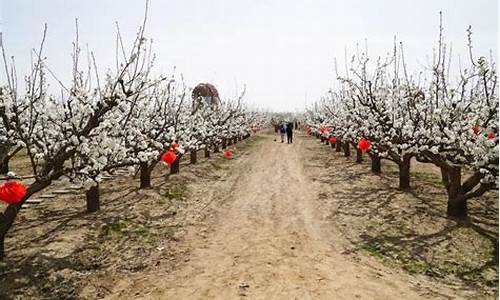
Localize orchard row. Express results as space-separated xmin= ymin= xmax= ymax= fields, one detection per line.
xmin=0 ymin=23 xmax=268 ymax=259
xmin=305 ymin=22 xmax=498 ymax=220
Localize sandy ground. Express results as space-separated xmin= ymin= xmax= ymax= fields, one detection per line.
xmin=2 ymin=132 xmax=496 ymax=299
xmin=107 ymin=132 xmax=466 ymax=300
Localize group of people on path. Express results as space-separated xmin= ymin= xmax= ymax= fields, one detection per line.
xmin=277 ymin=123 xmax=294 ymax=144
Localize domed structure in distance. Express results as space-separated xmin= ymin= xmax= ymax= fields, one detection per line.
xmin=192 ymin=83 xmax=221 ymax=111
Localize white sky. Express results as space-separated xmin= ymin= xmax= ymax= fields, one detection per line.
xmin=0 ymin=0 xmax=498 ymax=111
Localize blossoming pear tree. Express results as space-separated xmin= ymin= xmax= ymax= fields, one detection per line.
xmin=305 ymin=20 xmax=497 ymax=219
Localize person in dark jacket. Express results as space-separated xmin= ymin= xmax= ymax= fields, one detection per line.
xmin=279 ymin=124 xmax=286 ymax=143
xmin=286 ymin=122 xmax=293 ymax=144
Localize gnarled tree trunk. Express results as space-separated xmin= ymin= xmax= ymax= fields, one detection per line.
xmin=422 ymin=152 xmax=494 ymax=220
xmin=356 ymin=148 xmax=363 ymax=163
xmin=0 ymin=144 xmax=12 ymax=174
xmin=398 ymin=156 xmax=411 ymax=190
xmin=86 ymin=184 xmax=100 ymax=213
xmin=204 ymin=147 xmax=210 ymax=158
xmin=371 ymin=154 xmax=381 ymax=174
xmin=190 ymin=150 xmax=197 ymax=164
xmin=140 ymin=162 xmax=154 ymax=189
xmin=335 ymin=139 xmax=342 ymax=152
xmin=442 ymin=166 xmax=467 ymax=219
xmin=343 ymin=142 xmax=350 ymax=157
xmin=170 ymin=157 xmax=180 ymax=174
xmin=0 ymin=158 xmax=8 ymax=174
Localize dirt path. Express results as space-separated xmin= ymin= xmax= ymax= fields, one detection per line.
xmin=110 ymin=133 xmax=459 ymax=299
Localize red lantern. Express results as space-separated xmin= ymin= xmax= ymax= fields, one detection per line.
xmin=329 ymin=136 xmax=336 ymax=145
xmin=161 ymin=150 xmax=177 ymax=166
xmin=357 ymin=138 xmax=372 ymax=152
xmin=0 ymin=181 xmax=27 ymax=204
xmin=223 ymin=149 xmax=233 ymax=159
xmin=472 ymin=125 xmax=481 ymax=134
xmin=487 ymin=132 xmax=495 ymax=140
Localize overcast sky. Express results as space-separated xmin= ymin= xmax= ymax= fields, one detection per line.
xmin=0 ymin=0 xmax=498 ymax=111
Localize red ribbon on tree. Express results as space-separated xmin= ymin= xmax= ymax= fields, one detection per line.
xmin=487 ymin=132 xmax=495 ymax=140
xmin=0 ymin=181 xmax=27 ymax=204
xmin=161 ymin=150 xmax=177 ymax=166
xmin=357 ymin=138 xmax=372 ymax=152
xmin=223 ymin=149 xmax=233 ymax=159
xmin=320 ymin=127 xmax=329 ymax=135
xmin=171 ymin=143 xmax=180 ymax=150
xmin=472 ymin=125 xmax=481 ymax=134
xmin=329 ymin=136 xmax=336 ymax=145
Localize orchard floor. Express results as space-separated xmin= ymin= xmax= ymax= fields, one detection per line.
xmin=1 ymin=132 xmax=498 ymax=299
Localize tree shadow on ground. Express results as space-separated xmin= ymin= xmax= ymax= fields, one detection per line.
xmin=303 ymin=135 xmax=499 ymax=296
xmin=0 ymin=178 xmax=180 ymax=300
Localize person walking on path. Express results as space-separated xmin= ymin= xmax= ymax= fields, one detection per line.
xmin=279 ymin=124 xmax=286 ymax=143
xmin=286 ymin=122 xmax=293 ymax=144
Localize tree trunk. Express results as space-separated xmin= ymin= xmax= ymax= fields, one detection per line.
xmin=190 ymin=150 xmax=197 ymax=164
xmin=170 ymin=157 xmax=180 ymax=174
xmin=227 ymin=138 xmax=233 ymax=146
xmin=440 ymin=166 xmax=449 ymax=187
xmin=204 ymin=148 xmax=210 ymax=158
xmin=356 ymin=148 xmax=363 ymax=163
xmin=447 ymin=196 xmax=467 ymax=219
xmin=335 ymin=140 xmax=342 ymax=152
xmin=0 ymin=158 xmax=8 ymax=174
xmin=445 ymin=167 xmax=467 ymax=219
xmin=214 ymin=144 xmax=220 ymax=153
xmin=320 ymin=136 xmax=325 ymax=143
xmin=0 ymin=144 xmax=10 ymax=174
xmin=371 ymin=155 xmax=381 ymax=174
xmin=330 ymin=141 xmax=335 ymax=148
xmin=140 ymin=162 xmax=152 ymax=189
xmin=398 ymin=157 xmax=411 ymax=190
xmin=0 ymin=154 xmax=9 ymax=174
xmin=0 ymin=204 xmax=19 ymax=260
xmin=0 ymin=233 xmax=4 ymax=261
xmin=222 ymin=139 xmax=227 ymax=149
xmin=343 ymin=142 xmax=350 ymax=157
xmin=86 ymin=184 xmax=100 ymax=213
xmin=0 ymin=206 xmax=15 ymax=260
